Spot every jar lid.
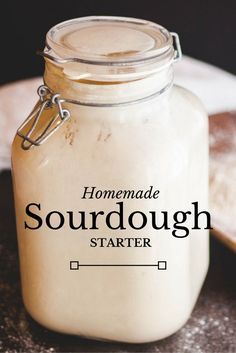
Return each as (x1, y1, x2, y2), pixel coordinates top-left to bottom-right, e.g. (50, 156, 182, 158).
(42, 16, 181, 80)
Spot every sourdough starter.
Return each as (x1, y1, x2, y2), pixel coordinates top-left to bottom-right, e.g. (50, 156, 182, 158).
(12, 17, 209, 343)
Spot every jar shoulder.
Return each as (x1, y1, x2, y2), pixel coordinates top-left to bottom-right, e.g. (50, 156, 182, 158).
(171, 84, 207, 119)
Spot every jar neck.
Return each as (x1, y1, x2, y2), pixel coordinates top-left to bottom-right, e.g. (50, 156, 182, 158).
(44, 61, 173, 105)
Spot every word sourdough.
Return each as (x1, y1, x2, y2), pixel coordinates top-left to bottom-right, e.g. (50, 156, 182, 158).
(24, 201, 212, 239)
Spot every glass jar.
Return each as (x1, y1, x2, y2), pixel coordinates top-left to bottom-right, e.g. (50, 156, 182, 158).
(12, 16, 209, 343)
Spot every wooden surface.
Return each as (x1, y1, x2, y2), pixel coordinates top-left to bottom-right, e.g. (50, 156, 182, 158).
(209, 112, 236, 252)
(0, 172, 236, 352)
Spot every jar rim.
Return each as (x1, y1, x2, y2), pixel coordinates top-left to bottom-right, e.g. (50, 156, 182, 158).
(46, 16, 174, 66)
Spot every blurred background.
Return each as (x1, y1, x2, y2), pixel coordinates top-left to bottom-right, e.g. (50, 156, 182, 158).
(0, 0, 235, 86)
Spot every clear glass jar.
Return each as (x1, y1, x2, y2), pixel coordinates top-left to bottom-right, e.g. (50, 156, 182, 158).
(12, 16, 209, 343)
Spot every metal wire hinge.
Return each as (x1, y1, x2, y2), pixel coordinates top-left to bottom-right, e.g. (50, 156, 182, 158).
(17, 85, 71, 150)
(171, 32, 182, 62)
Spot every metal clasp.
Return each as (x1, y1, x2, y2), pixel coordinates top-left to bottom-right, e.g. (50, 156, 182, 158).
(17, 85, 71, 150)
(171, 32, 182, 62)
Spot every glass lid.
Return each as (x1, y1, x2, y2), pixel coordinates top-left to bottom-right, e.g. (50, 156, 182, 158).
(41, 16, 181, 81)
(46, 16, 174, 65)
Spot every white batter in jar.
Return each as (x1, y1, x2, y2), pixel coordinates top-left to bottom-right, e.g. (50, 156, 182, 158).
(12, 16, 209, 343)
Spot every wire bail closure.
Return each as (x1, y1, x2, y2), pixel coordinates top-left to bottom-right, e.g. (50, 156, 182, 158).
(17, 85, 71, 150)
(17, 28, 182, 151)
(171, 33, 182, 62)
